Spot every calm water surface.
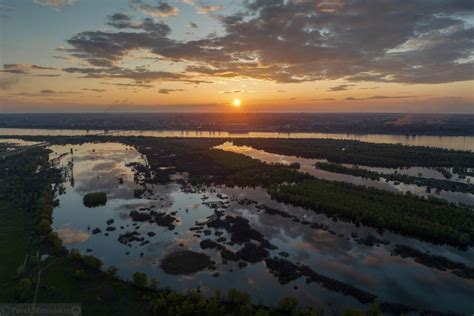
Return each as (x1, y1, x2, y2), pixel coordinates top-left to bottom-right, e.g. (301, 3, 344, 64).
(216, 142, 474, 206)
(49, 142, 474, 315)
(0, 128, 473, 151)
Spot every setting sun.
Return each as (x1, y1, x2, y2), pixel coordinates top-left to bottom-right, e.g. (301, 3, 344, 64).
(232, 98, 241, 107)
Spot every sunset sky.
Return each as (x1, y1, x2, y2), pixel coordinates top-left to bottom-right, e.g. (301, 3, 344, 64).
(0, 0, 473, 113)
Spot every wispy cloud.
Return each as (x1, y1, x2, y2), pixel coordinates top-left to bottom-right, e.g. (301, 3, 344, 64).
(82, 88, 107, 92)
(220, 90, 242, 94)
(131, 0, 179, 18)
(33, 0, 75, 9)
(197, 5, 223, 14)
(328, 84, 355, 92)
(14, 89, 82, 97)
(1, 64, 59, 75)
(158, 88, 185, 94)
(345, 95, 415, 101)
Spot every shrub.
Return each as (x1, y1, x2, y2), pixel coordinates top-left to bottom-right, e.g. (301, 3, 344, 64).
(38, 205, 53, 220)
(37, 219, 52, 235)
(47, 231, 63, 252)
(82, 255, 103, 270)
(105, 266, 119, 279)
(342, 308, 364, 316)
(205, 298, 225, 316)
(238, 303, 254, 316)
(83, 192, 107, 207)
(132, 272, 148, 288)
(15, 278, 32, 300)
(278, 296, 299, 313)
(226, 288, 250, 305)
(254, 309, 270, 316)
(73, 269, 87, 280)
(69, 249, 81, 261)
(149, 277, 159, 290)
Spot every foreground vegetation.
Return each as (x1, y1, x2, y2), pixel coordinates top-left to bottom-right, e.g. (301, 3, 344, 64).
(0, 147, 61, 299)
(269, 179, 474, 247)
(232, 138, 474, 168)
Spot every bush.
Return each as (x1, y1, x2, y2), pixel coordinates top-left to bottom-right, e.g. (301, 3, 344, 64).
(47, 231, 63, 252)
(73, 269, 87, 280)
(254, 309, 270, 316)
(38, 205, 53, 220)
(205, 298, 225, 316)
(226, 288, 250, 305)
(367, 301, 382, 316)
(15, 277, 32, 300)
(83, 192, 107, 207)
(37, 219, 52, 235)
(278, 296, 299, 312)
(238, 303, 254, 316)
(132, 272, 148, 288)
(82, 255, 103, 270)
(105, 266, 119, 279)
(149, 277, 159, 290)
(342, 308, 364, 316)
(69, 249, 81, 261)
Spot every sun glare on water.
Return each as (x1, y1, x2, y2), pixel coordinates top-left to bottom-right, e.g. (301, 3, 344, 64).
(232, 98, 241, 108)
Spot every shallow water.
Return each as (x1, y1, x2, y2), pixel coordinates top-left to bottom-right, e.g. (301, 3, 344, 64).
(0, 128, 473, 151)
(50, 142, 474, 315)
(216, 142, 474, 206)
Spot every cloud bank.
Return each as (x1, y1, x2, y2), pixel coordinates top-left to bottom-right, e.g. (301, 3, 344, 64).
(58, 0, 474, 85)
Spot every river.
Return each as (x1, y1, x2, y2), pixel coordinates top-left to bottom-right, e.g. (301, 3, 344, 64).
(0, 128, 472, 151)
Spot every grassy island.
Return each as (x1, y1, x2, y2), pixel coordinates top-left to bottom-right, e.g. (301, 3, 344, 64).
(83, 192, 107, 208)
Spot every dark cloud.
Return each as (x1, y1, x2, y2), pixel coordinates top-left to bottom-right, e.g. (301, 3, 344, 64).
(158, 88, 185, 94)
(35, 74, 61, 77)
(82, 88, 107, 92)
(100, 82, 155, 89)
(13, 90, 82, 97)
(328, 84, 355, 92)
(66, 16, 172, 67)
(63, 0, 474, 84)
(63, 66, 211, 84)
(221, 90, 242, 94)
(345, 95, 415, 101)
(1, 64, 59, 74)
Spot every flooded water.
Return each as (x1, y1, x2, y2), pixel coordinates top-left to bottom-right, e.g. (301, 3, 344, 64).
(0, 128, 473, 151)
(48, 141, 474, 315)
(216, 142, 474, 207)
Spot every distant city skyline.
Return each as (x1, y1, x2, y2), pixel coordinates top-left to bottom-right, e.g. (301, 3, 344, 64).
(0, 0, 473, 113)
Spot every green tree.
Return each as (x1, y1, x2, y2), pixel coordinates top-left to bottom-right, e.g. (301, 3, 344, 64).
(132, 272, 148, 288)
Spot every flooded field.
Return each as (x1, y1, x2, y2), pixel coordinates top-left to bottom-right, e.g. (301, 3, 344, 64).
(216, 142, 474, 206)
(47, 141, 474, 315)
